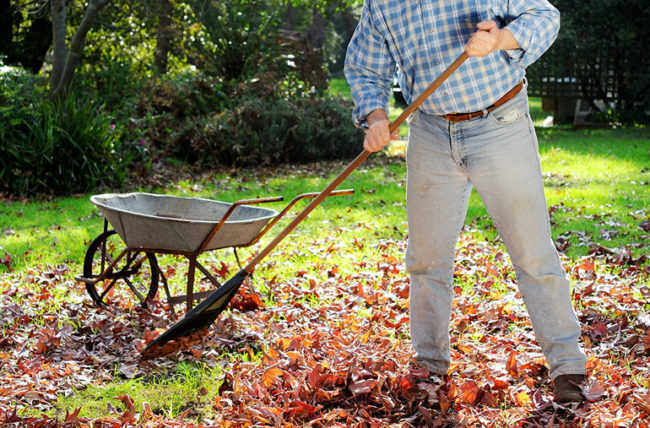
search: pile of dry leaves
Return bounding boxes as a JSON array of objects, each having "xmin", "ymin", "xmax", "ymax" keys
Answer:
[{"xmin": 0, "ymin": 230, "xmax": 648, "ymax": 426}]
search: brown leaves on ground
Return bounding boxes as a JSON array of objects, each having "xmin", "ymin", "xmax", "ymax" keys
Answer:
[
  {"xmin": 0, "ymin": 230, "xmax": 648, "ymax": 426},
  {"xmin": 139, "ymin": 327, "xmax": 210, "ymax": 360}
]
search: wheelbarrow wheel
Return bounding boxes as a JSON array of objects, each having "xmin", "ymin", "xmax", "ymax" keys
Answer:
[{"xmin": 83, "ymin": 230, "xmax": 159, "ymax": 308}]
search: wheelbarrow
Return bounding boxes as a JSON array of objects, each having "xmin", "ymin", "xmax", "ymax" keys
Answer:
[
  {"xmin": 140, "ymin": 52, "xmax": 470, "ymax": 357},
  {"xmin": 76, "ymin": 190, "xmax": 354, "ymax": 314}
]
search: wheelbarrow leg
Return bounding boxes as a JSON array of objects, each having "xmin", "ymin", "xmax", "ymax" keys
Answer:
[
  {"xmin": 194, "ymin": 261, "xmax": 223, "ymax": 290},
  {"xmin": 150, "ymin": 256, "xmax": 175, "ymax": 317},
  {"xmin": 187, "ymin": 257, "xmax": 197, "ymax": 312}
]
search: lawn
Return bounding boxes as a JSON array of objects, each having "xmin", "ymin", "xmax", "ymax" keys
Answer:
[{"xmin": 0, "ymin": 100, "xmax": 649, "ymax": 425}]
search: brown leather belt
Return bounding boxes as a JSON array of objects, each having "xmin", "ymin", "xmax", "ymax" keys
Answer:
[{"xmin": 443, "ymin": 81, "xmax": 524, "ymax": 122}]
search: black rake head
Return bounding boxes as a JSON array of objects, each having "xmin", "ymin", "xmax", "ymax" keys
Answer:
[{"xmin": 140, "ymin": 270, "xmax": 248, "ymax": 359}]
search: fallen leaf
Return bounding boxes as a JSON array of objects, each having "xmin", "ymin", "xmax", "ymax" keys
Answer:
[
  {"xmin": 119, "ymin": 364, "xmax": 138, "ymax": 379},
  {"xmin": 115, "ymin": 395, "xmax": 136, "ymax": 423},
  {"xmin": 262, "ymin": 367, "xmax": 283, "ymax": 388},
  {"xmin": 506, "ymin": 351, "xmax": 518, "ymax": 377},
  {"xmin": 283, "ymin": 401, "xmax": 321, "ymax": 421},
  {"xmin": 640, "ymin": 219, "xmax": 650, "ymax": 232},
  {"xmin": 514, "ymin": 390, "xmax": 531, "ymax": 406},
  {"xmin": 583, "ymin": 380, "xmax": 607, "ymax": 402},
  {"xmin": 349, "ymin": 379, "xmax": 377, "ymax": 395},
  {"xmin": 23, "ymin": 391, "xmax": 43, "ymax": 402},
  {"xmin": 63, "ymin": 407, "xmax": 86, "ymax": 425},
  {"xmin": 308, "ymin": 364, "xmax": 325, "ymax": 389},
  {"xmin": 460, "ymin": 380, "xmax": 480, "ymax": 405},
  {"xmin": 1, "ymin": 251, "xmax": 11, "ymax": 270}
]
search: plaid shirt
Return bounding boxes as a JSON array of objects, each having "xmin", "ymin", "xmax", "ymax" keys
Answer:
[{"xmin": 344, "ymin": 0, "xmax": 560, "ymax": 124}]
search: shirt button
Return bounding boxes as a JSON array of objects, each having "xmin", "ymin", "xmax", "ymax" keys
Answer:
[{"xmin": 436, "ymin": 61, "xmax": 441, "ymax": 66}]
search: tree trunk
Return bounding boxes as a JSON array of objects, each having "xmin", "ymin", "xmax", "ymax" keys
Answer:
[
  {"xmin": 340, "ymin": 7, "xmax": 358, "ymax": 47},
  {"xmin": 153, "ymin": 0, "xmax": 173, "ymax": 75},
  {"xmin": 285, "ymin": 1, "xmax": 294, "ymax": 31},
  {"xmin": 51, "ymin": 0, "xmax": 112, "ymax": 96},
  {"xmin": 50, "ymin": 0, "xmax": 67, "ymax": 93},
  {"xmin": 306, "ymin": 7, "xmax": 327, "ymax": 51},
  {"xmin": 303, "ymin": 6, "xmax": 332, "ymax": 92}
]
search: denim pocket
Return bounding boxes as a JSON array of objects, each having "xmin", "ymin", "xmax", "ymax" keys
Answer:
[{"xmin": 489, "ymin": 95, "xmax": 528, "ymax": 126}]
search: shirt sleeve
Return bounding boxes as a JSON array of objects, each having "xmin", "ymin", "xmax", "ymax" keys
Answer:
[
  {"xmin": 499, "ymin": 0, "xmax": 560, "ymax": 68},
  {"xmin": 343, "ymin": 1, "xmax": 395, "ymax": 127}
]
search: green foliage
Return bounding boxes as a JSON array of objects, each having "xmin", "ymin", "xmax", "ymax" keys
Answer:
[
  {"xmin": 194, "ymin": 96, "xmax": 363, "ymax": 166},
  {"xmin": 130, "ymin": 69, "xmax": 362, "ymax": 167},
  {"xmin": 188, "ymin": 0, "xmax": 284, "ymax": 82},
  {"xmin": 0, "ymin": 1, "xmax": 367, "ymax": 197},
  {"xmin": 78, "ymin": 61, "xmax": 145, "ymax": 113},
  {"xmin": 0, "ymin": 69, "xmax": 123, "ymax": 196},
  {"xmin": 137, "ymin": 71, "xmax": 227, "ymax": 120},
  {"xmin": 151, "ymin": 94, "xmax": 362, "ymax": 166},
  {"xmin": 79, "ymin": 1, "xmax": 157, "ymax": 78}
]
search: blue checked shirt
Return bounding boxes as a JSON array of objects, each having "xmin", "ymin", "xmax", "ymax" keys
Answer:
[{"xmin": 344, "ymin": 0, "xmax": 560, "ymax": 125}]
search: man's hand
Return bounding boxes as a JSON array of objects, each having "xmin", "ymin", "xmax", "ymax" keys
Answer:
[
  {"xmin": 465, "ymin": 20, "xmax": 520, "ymax": 57},
  {"xmin": 363, "ymin": 109, "xmax": 400, "ymax": 153}
]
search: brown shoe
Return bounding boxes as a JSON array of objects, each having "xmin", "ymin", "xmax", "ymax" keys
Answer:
[{"xmin": 553, "ymin": 374, "xmax": 586, "ymax": 403}]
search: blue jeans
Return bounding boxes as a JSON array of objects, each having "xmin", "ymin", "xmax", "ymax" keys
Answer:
[{"xmin": 405, "ymin": 90, "xmax": 586, "ymax": 380}]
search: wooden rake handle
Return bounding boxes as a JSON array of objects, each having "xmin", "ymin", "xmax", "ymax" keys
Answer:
[{"xmin": 244, "ymin": 52, "xmax": 469, "ymax": 273}]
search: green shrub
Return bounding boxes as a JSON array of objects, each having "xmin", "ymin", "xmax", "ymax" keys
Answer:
[
  {"xmin": 136, "ymin": 71, "xmax": 227, "ymax": 119},
  {"xmin": 0, "ymin": 70, "xmax": 123, "ymax": 196},
  {"xmin": 184, "ymin": 96, "xmax": 363, "ymax": 166},
  {"xmin": 1, "ymin": 66, "xmax": 365, "ymax": 197},
  {"xmin": 79, "ymin": 61, "xmax": 145, "ymax": 114},
  {"xmin": 131, "ymin": 69, "xmax": 363, "ymax": 166}
]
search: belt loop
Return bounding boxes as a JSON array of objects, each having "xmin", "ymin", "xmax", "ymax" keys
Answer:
[{"xmin": 481, "ymin": 108, "xmax": 489, "ymax": 118}]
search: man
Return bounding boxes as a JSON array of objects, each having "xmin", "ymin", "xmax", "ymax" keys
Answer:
[{"xmin": 344, "ymin": 0, "xmax": 587, "ymax": 403}]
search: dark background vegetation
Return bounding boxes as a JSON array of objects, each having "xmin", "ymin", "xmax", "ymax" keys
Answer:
[{"xmin": 0, "ymin": 0, "xmax": 648, "ymax": 196}]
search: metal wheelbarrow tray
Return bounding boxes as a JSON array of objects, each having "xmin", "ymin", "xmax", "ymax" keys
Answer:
[
  {"xmin": 76, "ymin": 190, "xmax": 353, "ymax": 313},
  {"xmin": 91, "ymin": 192, "xmax": 279, "ymax": 253}
]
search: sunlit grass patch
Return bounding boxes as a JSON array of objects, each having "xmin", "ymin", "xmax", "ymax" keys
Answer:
[{"xmin": 53, "ymin": 361, "xmax": 224, "ymax": 421}]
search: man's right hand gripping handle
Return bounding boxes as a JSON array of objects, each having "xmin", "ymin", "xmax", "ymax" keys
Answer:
[{"xmin": 363, "ymin": 109, "xmax": 401, "ymax": 153}]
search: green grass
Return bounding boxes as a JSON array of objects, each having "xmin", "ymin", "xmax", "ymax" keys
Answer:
[
  {"xmin": 0, "ymin": 127, "xmax": 648, "ymax": 272},
  {"xmin": 326, "ymin": 73, "xmax": 352, "ymax": 100},
  {"xmin": 0, "ymin": 196, "xmax": 102, "ymax": 270},
  {"xmin": 535, "ymin": 127, "xmax": 649, "ymax": 257},
  {"xmin": 53, "ymin": 362, "xmax": 224, "ymax": 421}
]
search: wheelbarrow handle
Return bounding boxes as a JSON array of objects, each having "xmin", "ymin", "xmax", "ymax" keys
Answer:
[
  {"xmin": 244, "ymin": 189, "xmax": 355, "ymax": 246},
  {"xmin": 234, "ymin": 196, "xmax": 284, "ymax": 205},
  {"xmin": 292, "ymin": 189, "xmax": 355, "ymax": 200},
  {"xmin": 196, "ymin": 196, "xmax": 284, "ymax": 253}
]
